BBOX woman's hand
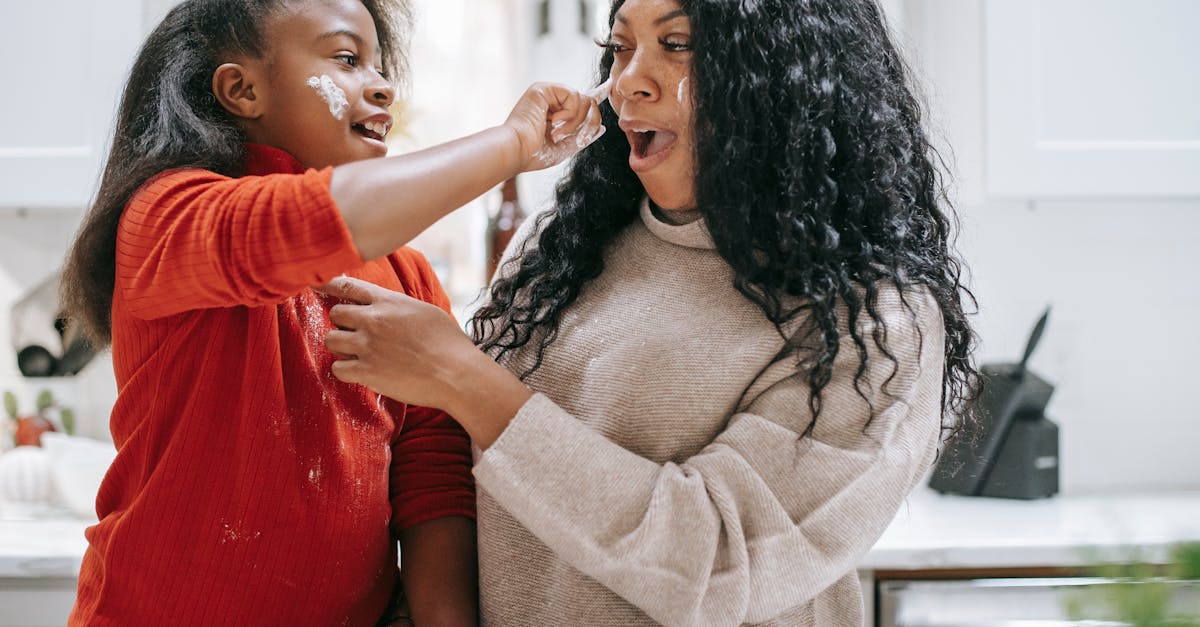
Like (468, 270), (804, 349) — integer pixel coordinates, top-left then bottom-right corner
(320, 277), (533, 448)
(504, 81), (608, 171)
(321, 277), (475, 411)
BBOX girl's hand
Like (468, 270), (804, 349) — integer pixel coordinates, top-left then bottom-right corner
(504, 81), (608, 171)
(321, 277), (476, 412)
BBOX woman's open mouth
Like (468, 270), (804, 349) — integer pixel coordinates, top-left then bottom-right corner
(627, 128), (677, 172)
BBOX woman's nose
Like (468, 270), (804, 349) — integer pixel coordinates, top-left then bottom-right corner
(614, 54), (658, 103)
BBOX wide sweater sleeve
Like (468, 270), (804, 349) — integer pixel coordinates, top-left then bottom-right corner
(116, 168), (363, 318)
(387, 249), (477, 531)
(473, 291), (945, 626)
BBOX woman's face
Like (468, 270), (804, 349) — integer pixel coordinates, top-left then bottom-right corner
(606, 0), (696, 211)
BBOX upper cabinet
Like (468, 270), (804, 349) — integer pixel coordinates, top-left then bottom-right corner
(984, 0), (1200, 197)
(0, 1), (142, 210)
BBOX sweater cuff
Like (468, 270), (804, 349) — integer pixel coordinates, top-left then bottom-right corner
(473, 393), (651, 502)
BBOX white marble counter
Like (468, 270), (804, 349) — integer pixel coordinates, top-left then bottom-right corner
(0, 517), (91, 578)
(863, 487), (1200, 571)
(4, 488), (1200, 579)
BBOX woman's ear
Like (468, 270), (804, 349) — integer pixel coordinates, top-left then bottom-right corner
(212, 63), (264, 119)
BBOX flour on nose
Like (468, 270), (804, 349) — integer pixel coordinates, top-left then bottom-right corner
(306, 75), (349, 120)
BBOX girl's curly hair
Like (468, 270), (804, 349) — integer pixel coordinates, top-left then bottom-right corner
(472, 0), (980, 435)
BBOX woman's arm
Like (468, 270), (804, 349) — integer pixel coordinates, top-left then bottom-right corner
(323, 279), (946, 625)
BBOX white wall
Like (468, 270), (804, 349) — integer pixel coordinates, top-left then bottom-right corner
(2, 0), (1196, 492)
(900, 0), (1200, 493)
(0, 211), (117, 444)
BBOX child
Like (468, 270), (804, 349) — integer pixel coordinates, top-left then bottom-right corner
(58, 0), (603, 625)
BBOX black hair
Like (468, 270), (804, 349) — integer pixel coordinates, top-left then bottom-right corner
(472, 0), (980, 436)
(61, 0), (411, 346)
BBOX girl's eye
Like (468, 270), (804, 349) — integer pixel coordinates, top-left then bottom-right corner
(335, 53), (359, 67)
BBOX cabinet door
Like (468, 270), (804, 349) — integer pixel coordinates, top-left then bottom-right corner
(0, 1), (142, 210)
(877, 577), (1200, 626)
(985, 0), (1200, 197)
(0, 578), (77, 626)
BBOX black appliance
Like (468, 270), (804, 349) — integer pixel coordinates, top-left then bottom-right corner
(929, 308), (1059, 499)
(10, 271), (96, 377)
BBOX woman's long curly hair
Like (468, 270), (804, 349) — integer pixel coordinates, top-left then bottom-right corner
(60, 0), (411, 347)
(471, 0), (979, 434)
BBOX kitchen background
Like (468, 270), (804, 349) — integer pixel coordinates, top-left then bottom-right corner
(2, 0), (1199, 624)
(2, 0), (1195, 493)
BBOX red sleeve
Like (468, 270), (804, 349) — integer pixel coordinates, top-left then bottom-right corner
(116, 168), (363, 319)
(388, 248), (476, 532)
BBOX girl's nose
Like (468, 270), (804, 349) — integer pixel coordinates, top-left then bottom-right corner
(367, 74), (395, 107)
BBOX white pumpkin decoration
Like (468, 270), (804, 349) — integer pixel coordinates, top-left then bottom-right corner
(0, 446), (55, 517)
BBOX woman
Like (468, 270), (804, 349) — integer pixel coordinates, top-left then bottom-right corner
(323, 0), (978, 624)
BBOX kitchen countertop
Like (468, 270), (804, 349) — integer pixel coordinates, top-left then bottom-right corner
(863, 487), (1200, 571)
(0, 516), (91, 578)
(3, 488), (1200, 579)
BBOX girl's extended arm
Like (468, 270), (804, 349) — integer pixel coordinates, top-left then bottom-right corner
(332, 83), (602, 261)
(116, 84), (602, 320)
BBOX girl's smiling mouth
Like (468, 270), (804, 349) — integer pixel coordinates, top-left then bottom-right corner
(351, 115), (392, 144)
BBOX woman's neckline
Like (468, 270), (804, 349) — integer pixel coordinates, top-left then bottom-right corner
(639, 198), (716, 250)
(649, 202), (703, 225)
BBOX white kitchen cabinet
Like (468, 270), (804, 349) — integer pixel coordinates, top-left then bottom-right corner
(0, 578), (76, 626)
(984, 0), (1200, 197)
(0, 0), (143, 210)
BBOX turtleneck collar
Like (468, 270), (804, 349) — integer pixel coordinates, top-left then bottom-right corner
(638, 197), (716, 250)
(242, 143), (308, 176)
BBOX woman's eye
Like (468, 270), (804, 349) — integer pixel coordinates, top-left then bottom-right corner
(596, 38), (630, 54)
(335, 54), (359, 67)
(661, 38), (691, 52)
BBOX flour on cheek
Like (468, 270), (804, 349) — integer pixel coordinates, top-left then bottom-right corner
(306, 74), (349, 120)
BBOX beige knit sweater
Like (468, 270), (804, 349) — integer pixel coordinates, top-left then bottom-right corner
(471, 200), (944, 626)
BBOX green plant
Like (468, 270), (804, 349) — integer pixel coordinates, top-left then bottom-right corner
(1066, 542), (1200, 626)
(1, 389), (75, 446)
(3, 391), (16, 421)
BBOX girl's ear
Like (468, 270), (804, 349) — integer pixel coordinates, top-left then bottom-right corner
(212, 63), (264, 119)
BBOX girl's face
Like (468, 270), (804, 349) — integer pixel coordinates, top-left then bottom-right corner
(606, 0), (696, 211)
(241, 0), (395, 168)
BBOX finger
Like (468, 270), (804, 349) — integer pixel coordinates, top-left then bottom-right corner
(579, 121), (607, 150)
(549, 91), (584, 143)
(582, 77), (612, 104)
(562, 91), (592, 139)
(324, 328), (364, 357)
(330, 358), (366, 385)
(576, 104), (604, 149)
(548, 112), (573, 143)
(328, 302), (370, 330)
(317, 276), (389, 305)
(538, 82), (575, 109)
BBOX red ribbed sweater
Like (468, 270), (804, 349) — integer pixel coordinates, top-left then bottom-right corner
(70, 144), (475, 626)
